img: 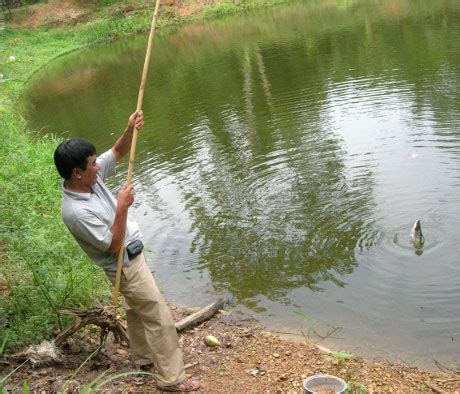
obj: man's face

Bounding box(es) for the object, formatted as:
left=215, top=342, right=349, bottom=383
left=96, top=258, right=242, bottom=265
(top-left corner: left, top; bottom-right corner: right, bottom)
left=79, top=155, right=100, bottom=186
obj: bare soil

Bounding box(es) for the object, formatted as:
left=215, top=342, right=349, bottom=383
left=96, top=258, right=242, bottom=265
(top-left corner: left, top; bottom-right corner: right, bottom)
left=9, top=0, right=92, bottom=29
left=8, top=0, right=207, bottom=29
left=3, top=307, right=460, bottom=393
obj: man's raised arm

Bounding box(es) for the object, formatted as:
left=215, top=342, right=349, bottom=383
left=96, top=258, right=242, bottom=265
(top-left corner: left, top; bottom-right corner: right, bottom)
left=112, top=110, right=144, bottom=161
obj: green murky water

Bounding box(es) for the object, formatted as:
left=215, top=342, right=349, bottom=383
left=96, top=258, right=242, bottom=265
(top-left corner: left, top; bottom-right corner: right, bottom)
left=21, top=0, right=460, bottom=367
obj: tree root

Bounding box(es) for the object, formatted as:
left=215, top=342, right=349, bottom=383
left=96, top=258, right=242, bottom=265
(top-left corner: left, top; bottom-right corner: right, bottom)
left=55, top=304, right=129, bottom=349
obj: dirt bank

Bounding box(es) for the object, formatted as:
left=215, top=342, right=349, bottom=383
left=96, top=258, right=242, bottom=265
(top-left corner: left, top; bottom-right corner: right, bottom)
left=3, top=306, right=460, bottom=393
left=8, top=0, right=209, bottom=29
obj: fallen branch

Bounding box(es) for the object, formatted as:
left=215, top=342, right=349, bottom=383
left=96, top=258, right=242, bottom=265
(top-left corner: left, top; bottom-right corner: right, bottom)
left=434, top=358, right=460, bottom=374
left=437, top=378, right=460, bottom=383
left=55, top=304, right=129, bottom=348
left=175, top=298, right=226, bottom=332
left=424, top=381, right=446, bottom=394
left=184, top=361, right=199, bottom=369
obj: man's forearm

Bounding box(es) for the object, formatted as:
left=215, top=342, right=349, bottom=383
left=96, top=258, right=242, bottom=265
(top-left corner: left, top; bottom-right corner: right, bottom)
left=112, top=127, right=134, bottom=161
left=107, top=205, right=129, bottom=253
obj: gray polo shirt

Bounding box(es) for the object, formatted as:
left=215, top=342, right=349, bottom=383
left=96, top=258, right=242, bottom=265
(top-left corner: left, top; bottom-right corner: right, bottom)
left=61, top=149, right=142, bottom=278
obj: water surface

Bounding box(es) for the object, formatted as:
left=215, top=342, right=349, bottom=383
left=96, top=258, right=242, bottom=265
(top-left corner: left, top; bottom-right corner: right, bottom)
left=21, top=0, right=460, bottom=368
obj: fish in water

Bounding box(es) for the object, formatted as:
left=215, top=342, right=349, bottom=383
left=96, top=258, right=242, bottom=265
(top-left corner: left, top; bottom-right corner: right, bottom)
left=411, top=219, right=425, bottom=249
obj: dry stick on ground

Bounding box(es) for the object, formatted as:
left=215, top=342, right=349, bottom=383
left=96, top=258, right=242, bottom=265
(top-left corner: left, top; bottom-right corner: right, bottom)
left=424, top=382, right=447, bottom=394
left=434, top=358, right=460, bottom=374
left=175, top=298, right=225, bottom=332
left=184, top=361, right=199, bottom=369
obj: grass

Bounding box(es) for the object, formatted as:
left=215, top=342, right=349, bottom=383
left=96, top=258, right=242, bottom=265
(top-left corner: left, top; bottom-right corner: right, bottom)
left=0, top=358, right=156, bottom=393
left=346, top=381, right=367, bottom=393
left=0, top=359, right=29, bottom=393
left=202, top=3, right=241, bottom=18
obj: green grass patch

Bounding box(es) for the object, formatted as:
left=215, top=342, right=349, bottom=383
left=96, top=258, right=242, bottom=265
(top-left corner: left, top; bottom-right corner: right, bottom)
left=202, top=3, right=241, bottom=18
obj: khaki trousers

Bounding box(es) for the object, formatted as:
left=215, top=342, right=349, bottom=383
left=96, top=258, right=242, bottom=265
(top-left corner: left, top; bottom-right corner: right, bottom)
left=111, top=253, right=186, bottom=386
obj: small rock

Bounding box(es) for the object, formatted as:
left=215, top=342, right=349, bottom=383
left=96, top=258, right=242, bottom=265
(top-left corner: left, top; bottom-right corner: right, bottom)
left=315, top=344, right=332, bottom=354
left=116, top=348, right=128, bottom=356
left=204, top=335, right=220, bottom=347
left=273, top=353, right=280, bottom=358
left=249, top=368, right=259, bottom=377
left=260, top=331, right=272, bottom=337
left=37, top=367, right=53, bottom=376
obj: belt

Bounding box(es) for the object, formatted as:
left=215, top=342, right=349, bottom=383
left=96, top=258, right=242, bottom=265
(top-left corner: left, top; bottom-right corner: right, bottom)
left=126, top=240, right=144, bottom=260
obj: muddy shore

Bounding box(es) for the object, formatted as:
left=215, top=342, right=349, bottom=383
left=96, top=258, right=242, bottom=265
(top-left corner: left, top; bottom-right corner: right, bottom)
left=3, top=306, right=460, bottom=393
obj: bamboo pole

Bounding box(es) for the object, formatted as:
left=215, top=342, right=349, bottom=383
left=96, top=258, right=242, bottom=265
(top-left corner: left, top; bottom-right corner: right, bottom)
left=111, top=0, right=162, bottom=306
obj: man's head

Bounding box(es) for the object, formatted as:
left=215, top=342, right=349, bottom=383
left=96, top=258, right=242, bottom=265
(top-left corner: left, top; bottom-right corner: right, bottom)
left=54, top=139, right=97, bottom=183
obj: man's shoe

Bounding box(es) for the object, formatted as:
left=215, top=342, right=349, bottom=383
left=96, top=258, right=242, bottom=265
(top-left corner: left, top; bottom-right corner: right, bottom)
left=158, top=378, right=201, bottom=392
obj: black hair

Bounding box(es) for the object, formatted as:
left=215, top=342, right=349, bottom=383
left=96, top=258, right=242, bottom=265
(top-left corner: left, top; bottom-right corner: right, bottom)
left=54, top=138, right=96, bottom=180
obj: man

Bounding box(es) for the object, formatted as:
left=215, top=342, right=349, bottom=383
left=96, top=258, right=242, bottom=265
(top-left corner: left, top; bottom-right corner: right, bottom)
left=54, top=111, right=200, bottom=392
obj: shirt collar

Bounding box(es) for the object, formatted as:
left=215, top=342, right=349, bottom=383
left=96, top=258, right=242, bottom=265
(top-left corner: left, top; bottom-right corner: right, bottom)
left=61, top=181, right=92, bottom=201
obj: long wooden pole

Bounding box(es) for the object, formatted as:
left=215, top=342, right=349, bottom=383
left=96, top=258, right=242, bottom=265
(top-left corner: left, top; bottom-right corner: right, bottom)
left=111, top=0, right=162, bottom=305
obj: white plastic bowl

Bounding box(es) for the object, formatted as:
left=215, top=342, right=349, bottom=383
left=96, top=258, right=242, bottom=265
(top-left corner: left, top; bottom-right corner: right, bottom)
left=303, top=374, right=347, bottom=393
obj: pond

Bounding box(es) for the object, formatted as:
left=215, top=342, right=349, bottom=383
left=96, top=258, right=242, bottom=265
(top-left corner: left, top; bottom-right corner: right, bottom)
left=20, top=0, right=460, bottom=368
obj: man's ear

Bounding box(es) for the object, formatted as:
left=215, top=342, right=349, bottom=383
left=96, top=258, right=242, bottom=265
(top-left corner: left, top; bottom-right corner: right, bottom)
left=72, top=167, right=83, bottom=180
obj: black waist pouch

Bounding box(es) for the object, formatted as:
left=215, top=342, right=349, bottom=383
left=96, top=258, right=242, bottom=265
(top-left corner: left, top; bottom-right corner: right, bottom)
left=126, top=240, right=144, bottom=260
